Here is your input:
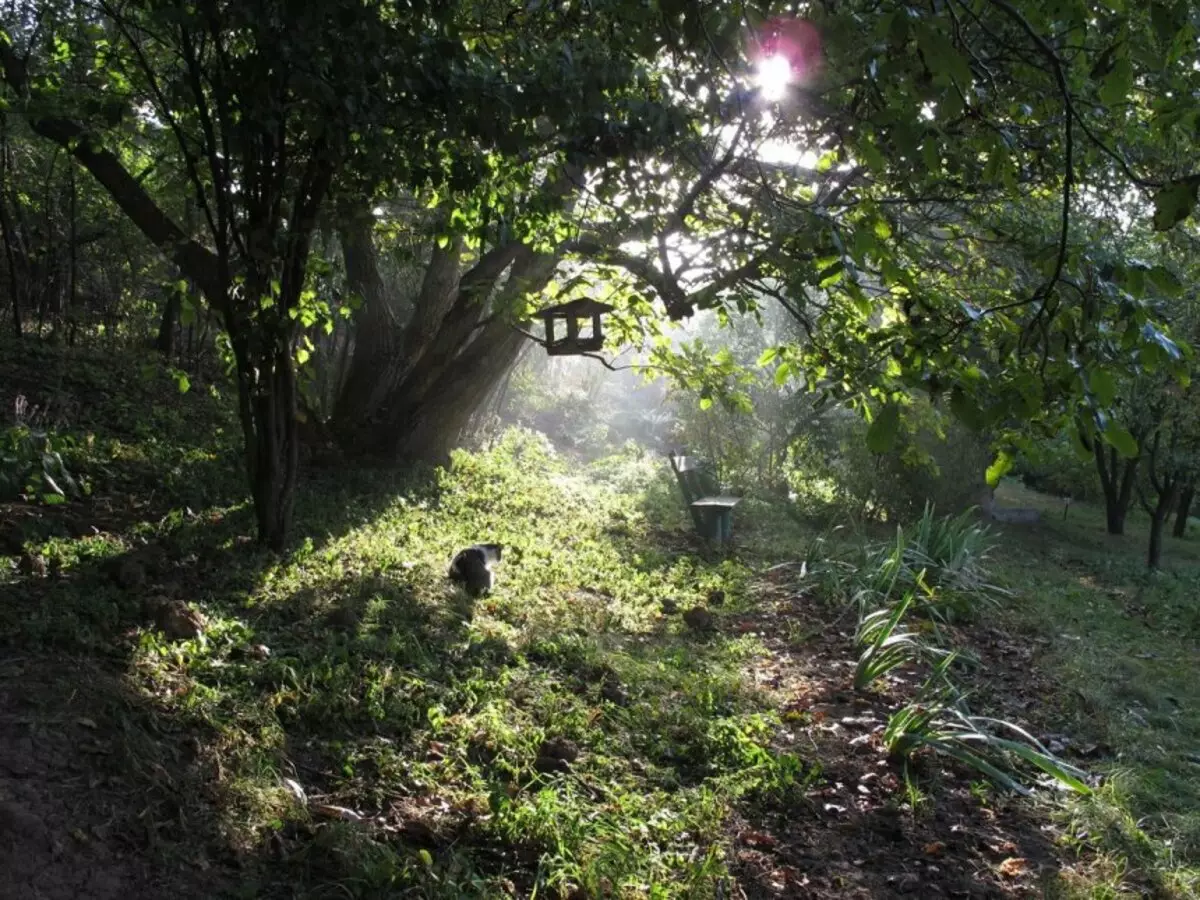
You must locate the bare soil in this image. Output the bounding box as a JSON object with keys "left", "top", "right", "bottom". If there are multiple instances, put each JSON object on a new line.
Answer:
{"left": 0, "top": 655, "right": 233, "bottom": 900}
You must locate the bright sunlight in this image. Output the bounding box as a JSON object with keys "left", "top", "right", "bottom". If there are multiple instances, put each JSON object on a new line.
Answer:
{"left": 754, "top": 54, "right": 793, "bottom": 101}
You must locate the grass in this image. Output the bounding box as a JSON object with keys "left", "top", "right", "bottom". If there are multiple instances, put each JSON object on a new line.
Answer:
{"left": 987, "top": 479, "right": 1200, "bottom": 898}
{"left": 3, "top": 337, "right": 1200, "bottom": 898}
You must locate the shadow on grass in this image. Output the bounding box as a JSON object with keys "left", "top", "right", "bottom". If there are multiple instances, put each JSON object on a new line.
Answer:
{"left": 0, "top": 451, "right": 461, "bottom": 897}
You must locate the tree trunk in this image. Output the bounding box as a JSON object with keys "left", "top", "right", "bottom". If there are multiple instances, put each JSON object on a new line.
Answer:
{"left": 1094, "top": 442, "right": 1138, "bottom": 535}
{"left": 1173, "top": 484, "right": 1194, "bottom": 538}
{"left": 0, "top": 184, "right": 21, "bottom": 339}
{"left": 332, "top": 227, "right": 559, "bottom": 462}
{"left": 230, "top": 326, "right": 299, "bottom": 552}
{"left": 156, "top": 285, "right": 182, "bottom": 356}
{"left": 1147, "top": 480, "right": 1180, "bottom": 569}
{"left": 390, "top": 327, "right": 529, "bottom": 462}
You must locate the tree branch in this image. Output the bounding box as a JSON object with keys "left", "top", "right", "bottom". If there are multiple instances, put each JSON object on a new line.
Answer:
{"left": 987, "top": 0, "right": 1073, "bottom": 335}
{"left": 0, "top": 40, "right": 224, "bottom": 304}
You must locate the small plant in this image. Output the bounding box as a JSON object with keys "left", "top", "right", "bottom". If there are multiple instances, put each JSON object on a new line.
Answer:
{"left": 883, "top": 689, "right": 1093, "bottom": 797}
{"left": 858, "top": 504, "right": 1009, "bottom": 623}
{"left": 0, "top": 425, "right": 86, "bottom": 504}
{"left": 852, "top": 581, "right": 955, "bottom": 691}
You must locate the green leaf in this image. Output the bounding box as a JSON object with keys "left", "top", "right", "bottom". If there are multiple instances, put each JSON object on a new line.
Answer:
{"left": 817, "top": 260, "right": 844, "bottom": 288}
{"left": 1147, "top": 265, "right": 1183, "bottom": 297}
{"left": 856, "top": 140, "right": 887, "bottom": 173}
{"left": 1150, "top": 1, "right": 1187, "bottom": 48}
{"left": 1151, "top": 178, "right": 1200, "bottom": 231}
{"left": 1102, "top": 422, "right": 1139, "bottom": 458}
{"left": 950, "top": 385, "right": 986, "bottom": 431}
{"left": 174, "top": 371, "right": 190, "bottom": 394}
{"left": 916, "top": 26, "right": 973, "bottom": 85}
{"left": 1098, "top": 57, "right": 1133, "bottom": 106}
{"left": 1089, "top": 368, "right": 1116, "bottom": 406}
{"left": 866, "top": 403, "right": 901, "bottom": 453}
{"left": 985, "top": 450, "right": 1014, "bottom": 488}
{"left": 296, "top": 347, "right": 311, "bottom": 365}
{"left": 756, "top": 347, "right": 779, "bottom": 366}
{"left": 699, "top": 396, "right": 713, "bottom": 411}
{"left": 1070, "top": 427, "right": 1092, "bottom": 462}
{"left": 774, "top": 361, "right": 793, "bottom": 386}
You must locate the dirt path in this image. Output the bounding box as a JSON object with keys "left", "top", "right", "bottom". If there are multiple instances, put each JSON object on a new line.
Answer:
{"left": 723, "top": 568, "right": 1080, "bottom": 899}
{"left": 0, "top": 656, "right": 230, "bottom": 900}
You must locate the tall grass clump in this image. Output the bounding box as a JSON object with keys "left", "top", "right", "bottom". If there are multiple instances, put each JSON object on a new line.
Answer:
{"left": 858, "top": 503, "right": 1010, "bottom": 623}
{"left": 840, "top": 506, "right": 1090, "bottom": 797}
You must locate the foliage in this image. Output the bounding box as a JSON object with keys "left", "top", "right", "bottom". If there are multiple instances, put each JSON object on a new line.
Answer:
{"left": 1015, "top": 432, "right": 1104, "bottom": 503}
{"left": 6, "top": 334, "right": 1200, "bottom": 896}
{"left": 841, "top": 511, "right": 1088, "bottom": 796}
{"left": 0, "top": 423, "right": 85, "bottom": 504}
{"left": 882, "top": 688, "right": 1094, "bottom": 799}
{"left": 788, "top": 396, "right": 996, "bottom": 523}
{"left": 853, "top": 584, "right": 954, "bottom": 691}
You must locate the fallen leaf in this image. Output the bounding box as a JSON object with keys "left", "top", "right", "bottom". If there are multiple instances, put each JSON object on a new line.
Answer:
{"left": 75, "top": 717, "right": 97, "bottom": 729}
{"left": 923, "top": 841, "right": 945, "bottom": 857}
{"left": 998, "top": 857, "right": 1029, "bottom": 878}
{"left": 738, "top": 830, "right": 778, "bottom": 849}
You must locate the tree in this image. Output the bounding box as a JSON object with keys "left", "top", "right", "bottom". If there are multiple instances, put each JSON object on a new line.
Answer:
{"left": 0, "top": 0, "right": 565, "bottom": 547}
{"left": 1137, "top": 384, "right": 1200, "bottom": 568}
{"left": 1173, "top": 485, "right": 1193, "bottom": 539}
{"left": 7, "top": 0, "right": 1200, "bottom": 549}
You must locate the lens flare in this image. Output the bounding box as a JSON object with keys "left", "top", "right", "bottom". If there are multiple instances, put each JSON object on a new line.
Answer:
{"left": 749, "top": 16, "right": 823, "bottom": 101}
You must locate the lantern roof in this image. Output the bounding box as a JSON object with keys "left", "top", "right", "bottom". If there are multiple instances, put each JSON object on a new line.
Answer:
{"left": 534, "top": 297, "right": 615, "bottom": 319}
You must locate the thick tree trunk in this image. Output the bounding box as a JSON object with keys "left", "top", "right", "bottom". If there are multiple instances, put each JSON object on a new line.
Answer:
{"left": 330, "top": 211, "right": 411, "bottom": 437}
{"left": 1094, "top": 442, "right": 1138, "bottom": 535}
{"left": 332, "top": 227, "right": 559, "bottom": 462}
{"left": 390, "top": 327, "right": 529, "bottom": 462}
{"left": 1173, "top": 485, "right": 1194, "bottom": 538}
{"left": 382, "top": 248, "right": 559, "bottom": 462}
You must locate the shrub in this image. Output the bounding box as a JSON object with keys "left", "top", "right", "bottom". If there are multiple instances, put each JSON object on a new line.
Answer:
{"left": 788, "top": 397, "right": 994, "bottom": 523}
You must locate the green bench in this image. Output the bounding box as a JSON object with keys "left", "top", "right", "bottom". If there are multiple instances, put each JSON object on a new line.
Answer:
{"left": 667, "top": 452, "right": 741, "bottom": 543}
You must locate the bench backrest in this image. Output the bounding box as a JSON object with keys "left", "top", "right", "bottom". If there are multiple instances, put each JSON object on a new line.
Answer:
{"left": 668, "top": 454, "right": 722, "bottom": 501}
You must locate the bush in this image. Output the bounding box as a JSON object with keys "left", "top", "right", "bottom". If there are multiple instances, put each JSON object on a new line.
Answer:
{"left": 0, "top": 425, "right": 87, "bottom": 505}
{"left": 788, "top": 398, "right": 994, "bottom": 523}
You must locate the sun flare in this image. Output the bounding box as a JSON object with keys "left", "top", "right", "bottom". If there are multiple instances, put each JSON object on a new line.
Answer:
{"left": 754, "top": 54, "right": 792, "bottom": 101}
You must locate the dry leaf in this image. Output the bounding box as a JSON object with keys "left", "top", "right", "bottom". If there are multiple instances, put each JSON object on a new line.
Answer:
{"left": 998, "top": 857, "right": 1029, "bottom": 878}
{"left": 738, "top": 830, "right": 778, "bottom": 849}
{"left": 923, "top": 841, "right": 945, "bottom": 857}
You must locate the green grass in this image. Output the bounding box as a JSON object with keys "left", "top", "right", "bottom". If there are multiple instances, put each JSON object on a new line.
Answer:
{"left": 143, "top": 433, "right": 814, "bottom": 897}
{"left": 988, "top": 479, "right": 1200, "bottom": 898}
{"left": 5, "top": 407, "right": 811, "bottom": 897}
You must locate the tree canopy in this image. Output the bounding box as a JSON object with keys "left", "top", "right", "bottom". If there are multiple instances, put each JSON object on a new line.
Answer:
{"left": 3, "top": 0, "right": 1199, "bottom": 546}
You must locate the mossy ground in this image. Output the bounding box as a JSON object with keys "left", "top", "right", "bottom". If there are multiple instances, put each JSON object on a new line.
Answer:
{"left": 2, "top": 339, "right": 1197, "bottom": 898}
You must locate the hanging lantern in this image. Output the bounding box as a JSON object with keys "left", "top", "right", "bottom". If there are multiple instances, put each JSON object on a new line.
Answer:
{"left": 534, "top": 298, "right": 614, "bottom": 356}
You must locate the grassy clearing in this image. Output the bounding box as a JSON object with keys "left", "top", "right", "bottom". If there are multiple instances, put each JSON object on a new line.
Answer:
{"left": 988, "top": 480, "right": 1200, "bottom": 898}
{"left": 5, "top": 369, "right": 815, "bottom": 899}
{"left": 127, "top": 435, "right": 816, "bottom": 898}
